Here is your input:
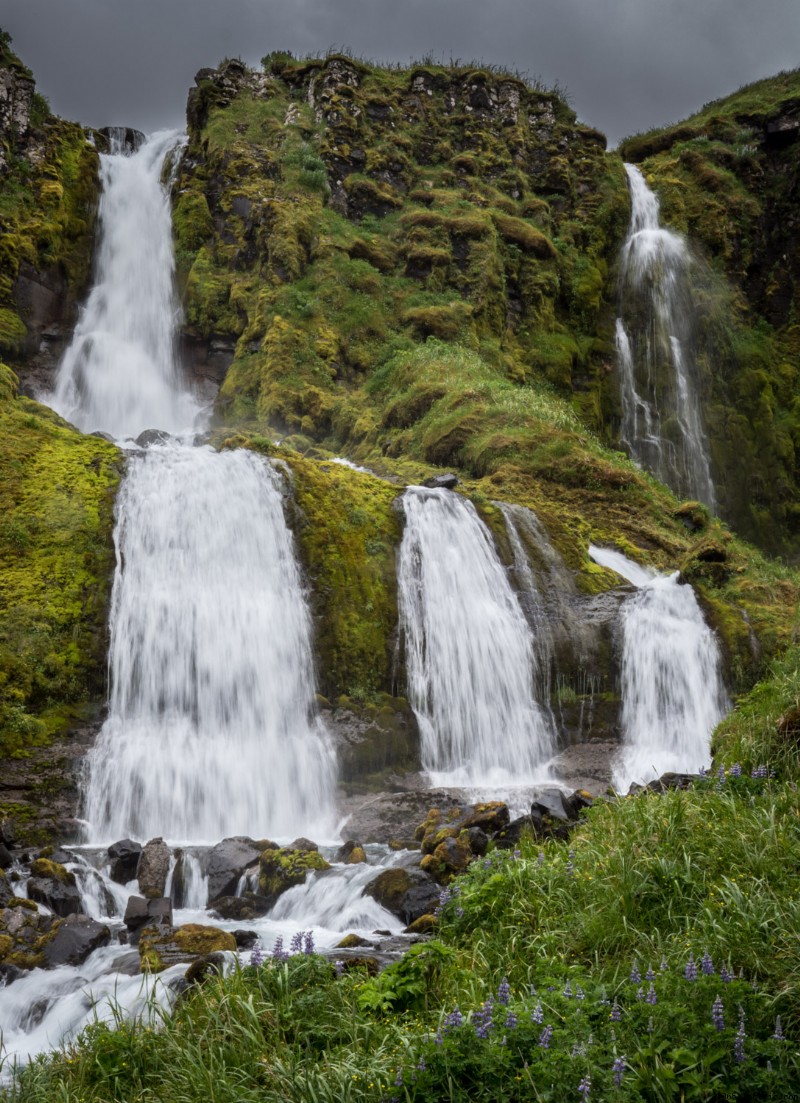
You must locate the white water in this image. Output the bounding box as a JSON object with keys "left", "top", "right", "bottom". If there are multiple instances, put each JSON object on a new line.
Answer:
{"left": 82, "top": 444, "right": 335, "bottom": 843}
{"left": 398, "top": 487, "right": 555, "bottom": 786}
{"left": 49, "top": 130, "right": 201, "bottom": 440}
{"left": 589, "top": 545, "right": 728, "bottom": 788}
{"left": 617, "top": 164, "right": 716, "bottom": 509}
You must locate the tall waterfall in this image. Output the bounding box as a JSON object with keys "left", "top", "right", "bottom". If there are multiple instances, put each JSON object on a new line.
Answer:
{"left": 589, "top": 545, "right": 727, "bottom": 788}
{"left": 82, "top": 445, "right": 335, "bottom": 842}
{"left": 49, "top": 130, "right": 200, "bottom": 440}
{"left": 44, "top": 132, "right": 335, "bottom": 841}
{"left": 616, "top": 164, "right": 716, "bottom": 509}
{"left": 397, "top": 487, "right": 555, "bottom": 786}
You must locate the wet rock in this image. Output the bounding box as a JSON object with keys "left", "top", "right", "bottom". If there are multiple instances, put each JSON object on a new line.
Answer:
{"left": 138, "top": 923, "right": 236, "bottom": 973}
{"left": 207, "top": 837, "right": 267, "bottom": 902}
{"left": 108, "top": 838, "right": 142, "bottom": 885}
{"left": 124, "top": 895, "right": 173, "bottom": 942}
{"left": 43, "top": 915, "right": 111, "bottom": 968}
{"left": 209, "top": 893, "right": 271, "bottom": 921}
{"left": 364, "top": 867, "right": 440, "bottom": 925}
{"left": 135, "top": 429, "right": 173, "bottom": 448}
{"left": 530, "top": 789, "right": 572, "bottom": 822}
{"left": 287, "top": 837, "right": 319, "bottom": 853}
{"left": 335, "top": 840, "right": 366, "bottom": 864}
{"left": 420, "top": 834, "right": 473, "bottom": 883}
{"left": 27, "top": 859, "right": 83, "bottom": 918}
{"left": 404, "top": 914, "right": 436, "bottom": 934}
{"left": 466, "top": 826, "right": 489, "bottom": 856}
{"left": 0, "top": 842, "right": 12, "bottom": 870}
{"left": 328, "top": 700, "right": 421, "bottom": 793}
{"left": 0, "top": 962, "right": 25, "bottom": 986}
{"left": 0, "top": 902, "right": 58, "bottom": 970}
{"left": 342, "top": 788, "right": 465, "bottom": 844}
{"left": 336, "top": 933, "right": 374, "bottom": 949}
{"left": 137, "top": 838, "right": 171, "bottom": 899}
{"left": 643, "top": 773, "right": 697, "bottom": 793}
{"left": 423, "top": 472, "right": 459, "bottom": 489}
{"left": 233, "top": 929, "right": 259, "bottom": 949}
{"left": 184, "top": 952, "right": 227, "bottom": 986}
{"left": 258, "top": 847, "right": 331, "bottom": 908}
{"left": 0, "top": 870, "right": 14, "bottom": 906}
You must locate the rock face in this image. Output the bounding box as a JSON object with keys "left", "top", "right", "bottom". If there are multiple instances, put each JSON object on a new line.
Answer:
{"left": 43, "top": 915, "right": 110, "bottom": 967}
{"left": 124, "top": 895, "right": 173, "bottom": 942}
{"left": 206, "top": 837, "right": 267, "bottom": 902}
{"left": 0, "top": 900, "right": 58, "bottom": 971}
{"left": 137, "top": 838, "right": 171, "bottom": 899}
{"left": 108, "top": 839, "right": 142, "bottom": 884}
{"left": 26, "top": 859, "right": 83, "bottom": 918}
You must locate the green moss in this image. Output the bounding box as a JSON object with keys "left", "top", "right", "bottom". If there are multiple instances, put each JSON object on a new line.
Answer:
{"left": 258, "top": 847, "right": 331, "bottom": 900}
{"left": 173, "top": 924, "right": 237, "bottom": 955}
{"left": 29, "top": 858, "right": 74, "bottom": 885}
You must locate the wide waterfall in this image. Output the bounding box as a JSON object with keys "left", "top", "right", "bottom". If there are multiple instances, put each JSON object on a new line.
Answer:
{"left": 616, "top": 164, "right": 716, "bottom": 509}
{"left": 49, "top": 130, "right": 201, "bottom": 440}
{"left": 589, "top": 545, "right": 728, "bottom": 788}
{"left": 82, "top": 445, "right": 335, "bottom": 842}
{"left": 397, "top": 487, "right": 555, "bottom": 786}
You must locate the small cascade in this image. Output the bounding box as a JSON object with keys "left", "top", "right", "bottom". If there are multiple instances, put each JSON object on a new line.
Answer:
{"left": 616, "top": 164, "right": 716, "bottom": 509}
{"left": 49, "top": 130, "right": 200, "bottom": 440}
{"left": 397, "top": 487, "right": 555, "bottom": 786}
{"left": 82, "top": 444, "right": 335, "bottom": 843}
{"left": 589, "top": 545, "right": 728, "bottom": 788}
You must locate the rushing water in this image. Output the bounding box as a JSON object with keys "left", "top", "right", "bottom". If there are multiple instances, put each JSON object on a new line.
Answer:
{"left": 589, "top": 545, "right": 728, "bottom": 788}
{"left": 49, "top": 130, "right": 201, "bottom": 439}
{"left": 397, "top": 487, "right": 555, "bottom": 786}
{"left": 616, "top": 164, "right": 716, "bottom": 509}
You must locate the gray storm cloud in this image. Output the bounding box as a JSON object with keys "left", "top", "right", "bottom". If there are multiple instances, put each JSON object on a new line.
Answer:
{"left": 3, "top": 0, "right": 799, "bottom": 143}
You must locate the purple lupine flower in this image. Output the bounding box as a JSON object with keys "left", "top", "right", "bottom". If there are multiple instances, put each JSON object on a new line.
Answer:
{"left": 659, "top": 956, "right": 669, "bottom": 973}
{"left": 752, "top": 764, "right": 768, "bottom": 779}
{"left": 433, "top": 1030, "right": 443, "bottom": 1046}
{"left": 575, "top": 985, "right": 585, "bottom": 1001}
{"left": 394, "top": 1070, "right": 403, "bottom": 1087}
{"left": 417, "top": 1057, "right": 427, "bottom": 1072}
{"left": 718, "top": 764, "right": 726, "bottom": 781}
{"left": 289, "top": 930, "right": 304, "bottom": 955}
{"left": 451, "top": 884, "right": 460, "bottom": 897}
{"left": 334, "top": 959, "right": 345, "bottom": 976}
{"left": 538, "top": 1024, "right": 553, "bottom": 1049}
{"left": 773, "top": 1016, "right": 785, "bottom": 1041}
{"left": 645, "top": 965, "right": 655, "bottom": 982}
{"left": 566, "top": 851, "right": 576, "bottom": 877}
{"left": 611, "top": 1056, "right": 627, "bottom": 1088}
{"left": 532, "top": 1001, "right": 544, "bottom": 1024}
{"left": 250, "top": 941, "right": 265, "bottom": 967}
{"left": 513, "top": 849, "right": 521, "bottom": 860}
{"left": 720, "top": 964, "right": 733, "bottom": 983}
{"left": 443, "top": 1007, "right": 463, "bottom": 1032}
{"left": 685, "top": 956, "right": 698, "bottom": 981}
{"left": 646, "top": 984, "right": 657, "bottom": 1005}
{"left": 455, "top": 906, "right": 464, "bottom": 918}
{"left": 505, "top": 1011, "right": 518, "bottom": 1030}
{"left": 497, "top": 977, "right": 511, "bottom": 1005}
{"left": 538, "top": 850, "right": 545, "bottom": 865}
{"left": 730, "top": 762, "right": 742, "bottom": 777}
{"left": 711, "top": 995, "right": 725, "bottom": 1031}
{"left": 630, "top": 962, "right": 641, "bottom": 984}
{"left": 272, "top": 935, "right": 289, "bottom": 961}
{"left": 578, "top": 1074, "right": 591, "bottom": 1097}
{"left": 610, "top": 1000, "right": 621, "bottom": 1022}
{"left": 483, "top": 858, "right": 492, "bottom": 869}
{"left": 734, "top": 1022, "right": 746, "bottom": 1064}
{"left": 434, "top": 887, "right": 451, "bottom": 918}
{"left": 635, "top": 986, "right": 645, "bottom": 1001}
{"left": 473, "top": 999, "right": 495, "bottom": 1039}
{"left": 571, "top": 1040, "right": 583, "bottom": 1057}
{"left": 701, "top": 951, "right": 714, "bottom": 975}
{"left": 303, "top": 930, "right": 315, "bottom": 955}
{"left": 563, "top": 980, "right": 573, "bottom": 998}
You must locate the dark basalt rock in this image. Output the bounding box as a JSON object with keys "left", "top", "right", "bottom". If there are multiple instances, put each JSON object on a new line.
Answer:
{"left": 108, "top": 838, "right": 142, "bottom": 885}
{"left": 124, "top": 895, "right": 173, "bottom": 943}
{"left": 233, "top": 929, "right": 259, "bottom": 949}
{"left": 207, "top": 837, "right": 268, "bottom": 902}
{"left": 27, "top": 860, "right": 83, "bottom": 918}
{"left": 43, "top": 915, "right": 111, "bottom": 968}
{"left": 422, "top": 472, "right": 459, "bottom": 489}
{"left": 137, "top": 838, "right": 171, "bottom": 899}
{"left": 135, "top": 429, "right": 174, "bottom": 448}
{"left": 209, "top": 893, "right": 271, "bottom": 921}
{"left": 364, "top": 867, "right": 440, "bottom": 925}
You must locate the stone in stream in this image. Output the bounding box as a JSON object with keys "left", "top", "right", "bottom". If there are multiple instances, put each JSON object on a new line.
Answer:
{"left": 27, "top": 859, "right": 84, "bottom": 918}
{"left": 137, "top": 837, "right": 171, "bottom": 899}
{"left": 209, "top": 893, "right": 271, "bottom": 921}
{"left": 335, "top": 840, "right": 367, "bottom": 864}
{"left": 206, "top": 837, "right": 270, "bottom": 902}
{"left": 364, "top": 867, "right": 440, "bottom": 925}
{"left": 107, "top": 838, "right": 142, "bottom": 884}
{"left": 43, "top": 915, "right": 111, "bottom": 968}
{"left": 124, "top": 895, "right": 173, "bottom": 943}
{"left": 138, "top": 923, "right": 236, "bottom": 973}
{"left": 257, "top": 847, "right": 331, "bottom": 908}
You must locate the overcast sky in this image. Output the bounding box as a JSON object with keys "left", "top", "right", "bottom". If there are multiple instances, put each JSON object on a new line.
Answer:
{"left": 3, "top": 0, "right": 799, "bottom": 146}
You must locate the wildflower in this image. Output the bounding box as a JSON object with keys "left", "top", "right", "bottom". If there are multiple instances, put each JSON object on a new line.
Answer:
{"left": 443, "top": 1007, "right": 463, "bottom": 1032}
{"left": 505, "top": 1011, "right": 518, "bottom": 1030}
{"left": 272, "top": 935, "right": 289, "bottom": 961}
{"left": 497, "top": 977, "right": 511, "bottom": 1005}
{"left": 578, "top": 1074, "right": 591, "bottom": 1098}
{"left": 575, "top": 985, "right": 585, "bottom": 1001}
{"left": 720, "top": 963, "right": 733, "bottom": 983}
{"left": 645, "top": 965, "right": 655, "bottom": 982}
{"left": 610, "top": 1000, "right": 621, "bottom": 1022}
{"left": 289, "top": 930, "right": 304, "bottom": 955}
{"left": 538, "top": 1024, "right": 553, "bottom": 1049}
{"left": 572, "top": 1040, "right": 585, "bottom": 1057}
{"left": 685, "top": 956, "right": 697, "bottom": 981}
{"left": 734, "top": 1021, "right": 746, "bottom": 1064}
{"left": 474, "top": 999, "right": 495, "bottom": 1039}
{"left": 250, "top": 941, "right": 264, "bottom": 967}
{"left": 434, "top": 887, "right": 451, "bottom": 918}
{"left": 730, "top": 762, "right": 742, "bottom": 777}
{"left": 334, "top": 959, "right": 345, "bottom": 976}
{"left": 538, "top": 850, "right": 545, "bottom": 865}
{"left": 751, "top": 764, "right": 768, "bottom": 779}
{"left": 646, "top": 984, "right": 657, "bottom": 1005}
{"left": 303, "top": 930, "right": 315, "bottom": 955}
{"left": 566, "top": 851, "right": 576, "bottom": 877}
{"left": 417, "top": 1058, "right": 427, "bottom": 1072}
{"left": 563, "top": 980, "right": 573, "bottom": 998}
{"left": 647, "top": 1016, "right": 654, "bottom": 1033}
{"left": 513, "top": 849, "right": 521, "bottom": 860}
{"left": 701, "top": 950, "right": 714, "bottom": 975}
{"left": 455, "top": 906, "right": 464, "bottom": 918}
{"left": 711, "top": 995, "right": 725, "bottom": 1031}
{"left": 636, "top": 986, "right": 645, "bottom": 1001}
{"left": 717, "top": 764, "right": 726, "bottom": 781}
{"left": 630, "top": 961, "right": 641, "bottom": 984}
{"left": 612, "top": 1056, "right": 627, "bottom": 1088}
{"left": 659, "top": 956, "right": 669, "bottom": 973}
{"left": 773, "top": 1016, "right": 785, "bottom": 1041}
{"left": 394, "top": 1070, "right": 403, "bottom": 1087}
{"left": 532, "top": 1001, "right": 544, "bottom": 1024}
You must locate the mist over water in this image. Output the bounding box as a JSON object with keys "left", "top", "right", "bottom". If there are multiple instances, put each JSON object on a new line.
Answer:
{"left": 398, "top": 487, "right": 555, "bottom": 787}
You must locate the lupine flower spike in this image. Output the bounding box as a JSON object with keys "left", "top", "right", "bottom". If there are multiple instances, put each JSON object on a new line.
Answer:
{"left": 711, "top": 995, "right": 725, "bottom": 1031}
{"left": 646, "top": 984, "right": 657, "bottom": 1005}
{"left": 532, "top": 1001, "right": 544, "bottom": 1024}
{"left": 538, "top": 1024, "right": 553, "bottom": 1049}
{"left": 578, "top": 1074, "right": 591, "bottom": 1098}
{"left": 497, "top": 977, "right": 511, "bottom": 1005}
{"left": 630, "top": 961, "right": 641, "bottom": 984}
{"left": 612, "top": 1056, "right": 627, "bottom": 1088}
{"left": 685, "top": 956, "right": 698, "bottom": 981}
{"left": 701, "top": 951, "right": 714, "bottom": 975}
{"left": 773, "top": 1016, "right": 785, "bottom": 1041}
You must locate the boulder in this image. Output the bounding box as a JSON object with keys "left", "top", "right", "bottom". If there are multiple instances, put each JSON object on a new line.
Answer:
{"left": 135, "top": 429, "right": 174, "bottom": 448}
{"left": 124, "top": 895, "right": 173, "bottom": 942}
{"left": 423, "top": 472, "right": 459, "bottom": 489}
{"left": 287, "top": 837, "right": 319, "bottom": 853}
{"left": 137, "top": 838, "right": 171, "bottom": 899}
{"left": 258, "top": 847, "right": 331, "bottom": 908}
{"left": 0, "top": 842, "right": 12, "bottom": 870}
{"left": 364, "top": 867, "right": 440, "bottom": 925}
{"left": 43, "top": 915, "right": 111, "bottom": 968}
{"left": 206, "top": 837, "right": 267, "bottom": 902}
{"left": 0, "top": 902, "right": 59, "bottom": 970}
{"left": 233, "top": 929, "right": 259, "bottom": 949}
{"left": 138, "top": 923, "right": 236, "bottom": 973}
{"left": 335, "top": 840, "right": 367, "bottom": 864}
{"left": 209, "top": 893, "right": 271, "bottom": 921}
{"left": 420, "top": 834, "right": 473, "bottom": 883}
{"left": 0, "top": 870, "right": 14, "bottom": 907}
{"left": 336, "top": 933, "right": 374, "bottom": 949}
{"left": 27, "top": 859, "right": 83, "bottom": 918}
{"left": 107, "top": 839, "right": 142, "bottom": 885}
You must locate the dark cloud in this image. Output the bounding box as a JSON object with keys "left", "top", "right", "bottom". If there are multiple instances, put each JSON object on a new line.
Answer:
{"left": 3, "top": 0, "right": 799, "bottom": 144}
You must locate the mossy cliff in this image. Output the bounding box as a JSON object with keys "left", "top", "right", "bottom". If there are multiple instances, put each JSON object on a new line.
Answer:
{"left": 619, "top": 70, "right": 800, "bottom": 555}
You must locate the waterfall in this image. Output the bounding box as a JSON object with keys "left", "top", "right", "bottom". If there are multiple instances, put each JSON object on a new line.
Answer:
{"left": 49, "top": 130, "right": 200, "bottom": 440}
{"left": 589, "top": 545, "right": 728, "bottom": 788}
{"left": 616, "top": 164, "right": 716, "bottom": 509}
{"left": 82, "top": 444, "right": 335, "bottom": 843}
{"left": 397, "top": 487, "right": 555, "bottom": 786}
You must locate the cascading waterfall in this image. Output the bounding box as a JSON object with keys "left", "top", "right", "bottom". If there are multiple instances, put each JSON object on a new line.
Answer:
{"left": 82, "top": 444, "right": 335, "bottom": 842}
{"left": 616, "top": 164, "right": 716, "bottom": 509}
{"left": 397, "top": 487, "right": 555, "bottom": 786}
{"left": 49, "top": 130, "right": 200, "bottom": 440}
{"left": 589, "top": 545, "right": 728, "bottom": 788}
